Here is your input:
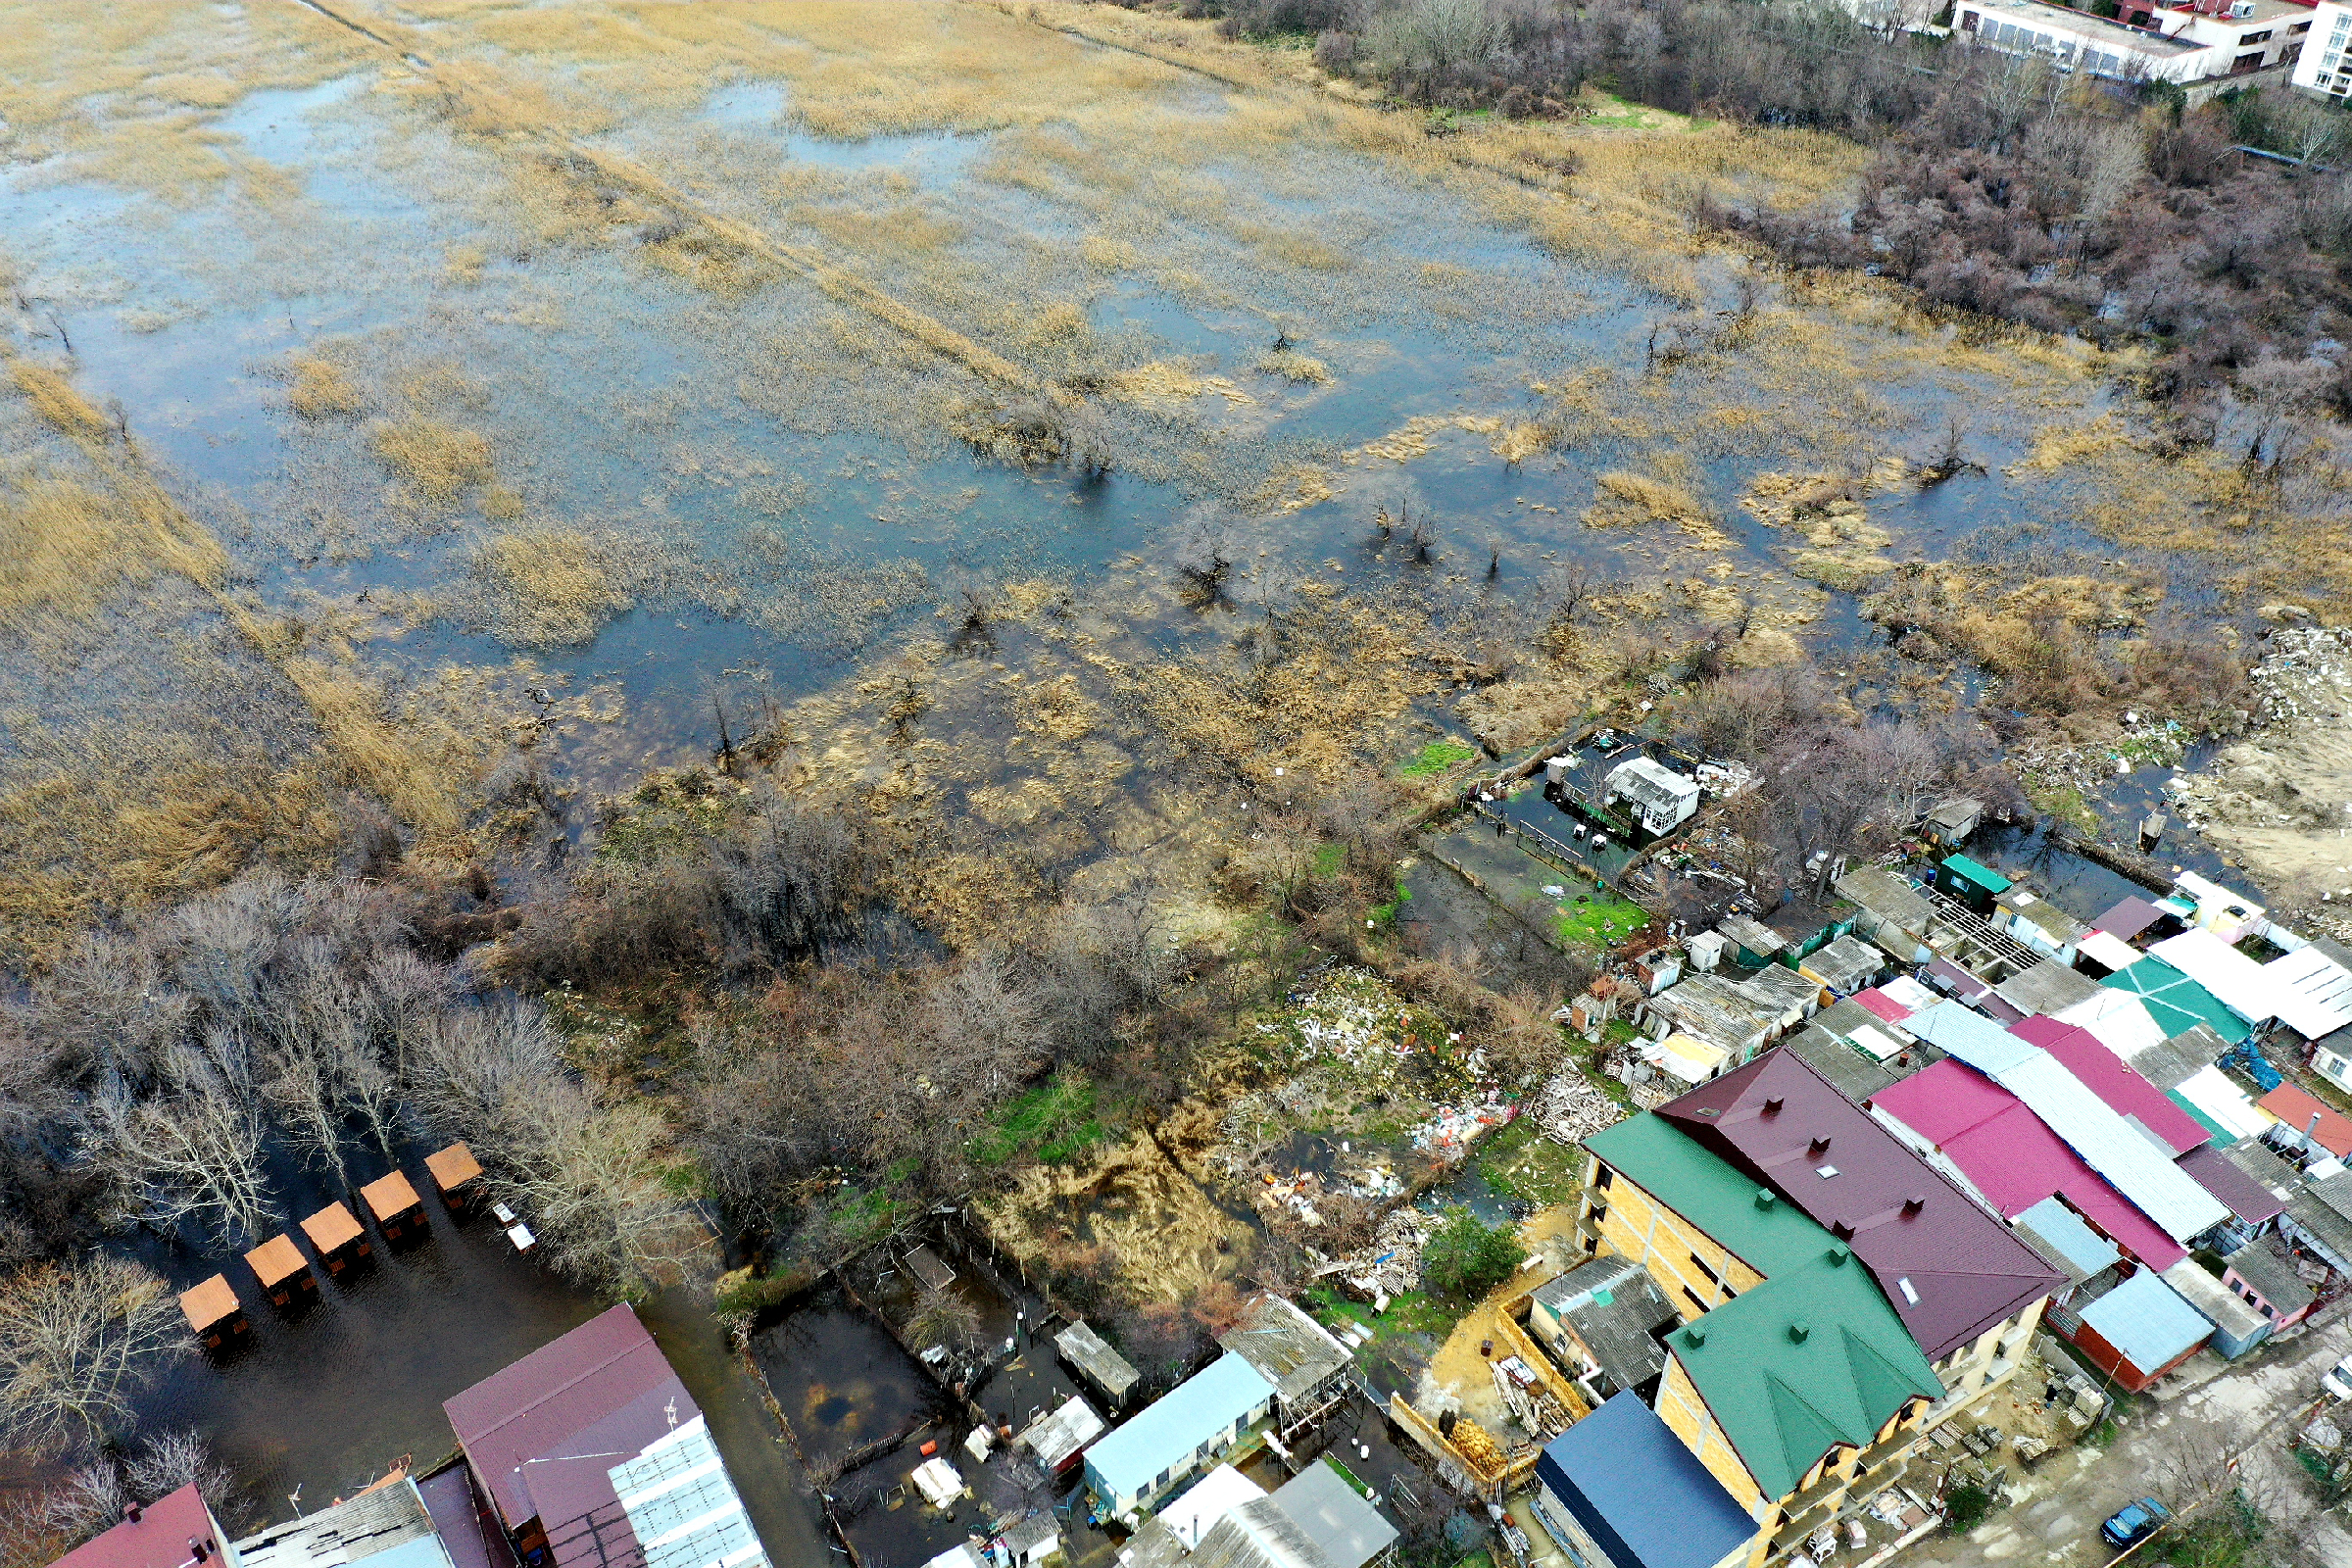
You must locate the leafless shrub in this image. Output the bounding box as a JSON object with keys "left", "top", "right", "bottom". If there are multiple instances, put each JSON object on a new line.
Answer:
{"left": 0, "top": 1257, "right": 189, "bottom": 1456}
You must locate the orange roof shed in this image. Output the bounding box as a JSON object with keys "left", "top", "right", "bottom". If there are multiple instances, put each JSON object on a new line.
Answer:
{"left": 300, "top": 1201, "right": 365, "bottom": 1255}
{"left": 178, "top": 1274, "right": 239, "bottom": 1334}
{"left": 245, "top": 1233, "right": 309, "bottom": 1289}
{"left": 424, "top": 1142, "right": 484, "bottom": 1195}
{"left": 361, "top": 1170, "right": 422, "bottom": 1224}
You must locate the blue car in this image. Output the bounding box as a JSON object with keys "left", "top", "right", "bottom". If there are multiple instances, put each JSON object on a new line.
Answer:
{"left": 2100, "top": 1497, "right": 2171, "bottom": 1550}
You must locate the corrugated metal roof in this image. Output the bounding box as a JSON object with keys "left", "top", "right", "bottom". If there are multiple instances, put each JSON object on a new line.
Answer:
{"left": 1910, "top": 1007, "right": 2227, "bottom": 1242}
{"left": 2148, "top": 931, "right": 2274, "bottom": 1026}
{"left": 2077, "top": 1270, "right": 2210, "bottom": 1373}
{"left": 1905, "top": 1002, "right": 2036, "bottom": 1071}
{"left": 2176, "top": 1144, "right": 2282, "bottom": 1226}
{"left": 608, "top": 1416, "right": 766, "bottom": 1568}
{"left": 2157, "top": 1259, "right": 2266, "bottom": 1347}
{"left": 443, "top": 1303, "right": 693, "bottom": 1563}
{"left": 1536, "top": 1395, "right": 1757, "bottom": 1568}
{"left": 1836, "top": 867, "right": 1935, "bottom": 932}
{"left": 1271, "top": 1461, "right": 1396, "bottom": 1568}
{"left": 1018, "top": 1395, "right": 1106, "bottom": 1471}
{"left": 230, "top": 1478, "right": 451, "bottom": 1568}
{"left": 50, "top": 1487, "right": 220, "bottom": 1568}
{"left": 2094, "top": 899, "right": 2167, "bottom": 941}
{"left": 2174, "top": 1066, "right": 2274, "bottom": 1143}
{"left": 1873, "top": 1062, "right": 2188, "bottom": 1270}
{"left": 1152, "top": 1464, "right": 1263, "bottom": 1551}
{"left": 2101, "top": 958, "right": 2249, "bottom": 1046}
{"left": 2012, "top": 1198, "right": 2120, "bottom": 1282}
{"left": 1659, "top": 1053, "right": 2064, "bottom": 1361}
{"left": 2015, "top": 1019, "right": 2209, "bottom": 1156}
{"left": 2264, "top": 945, "right": 2352, "bottom": 1040}
{"left": 1189, "top": 1496, "right": 1326, "bottom": 1568}
{"left": 1779, "top": 1025, "right": 1899, "bottom": 1104}
{"left": 1582, "top": 1114, "right": 1829, "bottom": 1279}
{"left": 1941, "top": 855, "right": 2010, "bottom": 893}
{"left": 2053, "top": 989, "right": 2166, "bottom": 1063}
{"left": 1085, "top": 1352, "right": 1271, "bottom": 1502}
{"left": 1530, "top": 1254, "right": 1676, "bottom": 1396}
{"left": 1217, "top": 1295, "right": 1349, "bottom": 1405}
{"left": 2077, "top": 931, "right": 2145, "bottom": 975}
{"left": 1715, "top": 915, "right": 1785, "bottom": 956}
{"left": 1799, "top": 936, "right": 1884, "bottom": 994}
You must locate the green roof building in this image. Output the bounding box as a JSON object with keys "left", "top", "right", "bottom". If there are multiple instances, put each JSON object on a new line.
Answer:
{"left": 1582, "top": 1115, "right": 1828, "bottom": 1281}
{"left": 2102, "top": 956, "right": 2249, "bottom": 1046}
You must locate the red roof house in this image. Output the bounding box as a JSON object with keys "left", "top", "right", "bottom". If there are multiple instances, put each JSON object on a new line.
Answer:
{"left": 1656, "top": 1050, "right": 2064, "bottom": 1361}
{"left": 45, "top": 1485, "right": 223, "bottom": 1568}
{"left": 2257, "top": 1084, "right": 2352, "bottom": 1158}
{"left": 1874, "top": 1060, "right": 2189, "bottom": 1270}
{"left": 443, "top": 1304, "right": 695, "bottom": 1568}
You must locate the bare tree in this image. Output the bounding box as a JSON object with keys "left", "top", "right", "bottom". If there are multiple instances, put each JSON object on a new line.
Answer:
{"left": 124, "top": 1432, "right": 240, "bottom": 1524}
{"left": 0, "top": 1258, "right": 189, "bottom": 1456}
{"left": 503, "top": 1096, "right": 712, "bottom": 1300}
{"left": 263, "top": 1044, "right": 351, "bottom": 1189}
{"left": 90, "top": 1078, "right": 275, "bottom": 1246}
{"left": 905, "top": 1286, "right": 982, "bottom": 1353}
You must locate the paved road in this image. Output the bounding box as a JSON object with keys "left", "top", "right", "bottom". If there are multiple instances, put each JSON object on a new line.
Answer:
{"left": 1906, "top": 1308, "right": 2352, "bottom": 1566}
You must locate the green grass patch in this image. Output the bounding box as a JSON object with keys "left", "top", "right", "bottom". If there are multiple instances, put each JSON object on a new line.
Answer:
{"left": 970, "top": 1069, "right": 1112, "bottom": 1166}
{"left": 1476, "top": 1115, "right": 1588, "bottom": 1207}
{"left": 1552, "top": 889, "right": 1648, "bottom": 947}
{"left": 2027, "top": 780, "right": 2102, "bottom": 835}
{"left": 595, "top": 780, "right": 738, "bottom": 864}
{"left": 1312, "top": 842, "right": 1346, "bottom": 877}
{"left": 1403, "top": 739, "right": 1481, "bottom": 777}
{"left": 1321, "top": 1452, "right": 1375, "bottom": 1499}
{"left": 1307, "top": 1284, "right": 1460, "bottom": 1344}
{"left": 1370, "top": 879, "right": 1411, "bottom": 926}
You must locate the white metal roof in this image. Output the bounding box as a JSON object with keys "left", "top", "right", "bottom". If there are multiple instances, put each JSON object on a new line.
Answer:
{"left": 2148, "top": 930, "right": 2275, "bottom": 1025}
{"left": 1157, "top": 1464, "right": 1268, "bottom": 1550}
{"left": 2263, "top": 946, "right": 2352, "bottom": 1040}
{"left": 2053, "top": 988, "right": 2167, "bottom": 1061}
{"left": 2076, "top": 931, "right": 2145, "bottom": 975}
{"left": 1916, "top": 1004, "right": 2229, "bottom": 1242}
{"left": 2174, "top": 1065, "right": 2277, "bottom": 1142}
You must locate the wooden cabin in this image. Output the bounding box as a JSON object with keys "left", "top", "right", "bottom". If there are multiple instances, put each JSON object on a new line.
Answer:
{"left": 299, "top": 1201, "right": 370, "bottom": 1277}
{"left": 245, "top": 1233, "right": 316, "bottom": 1309}
{"left": 424, "top": 1142, "right": 485, "bottom": 1213}
{"left": 178, "top": 1273, "right": 246, "bottom": 1350}
{"left": 360, "top": 1169, "right": 426, "bottom": 1246}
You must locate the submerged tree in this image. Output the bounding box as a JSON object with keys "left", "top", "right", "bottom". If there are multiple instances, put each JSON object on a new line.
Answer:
{"left": 0, "top": 1258, "right": 189, "bottom": 1456}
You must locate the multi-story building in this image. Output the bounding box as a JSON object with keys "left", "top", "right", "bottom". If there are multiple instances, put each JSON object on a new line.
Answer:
{"left": 1959, "top": 0, "right": 2311, "bottom": 83}
{"left": 1574, "top": 1052, "right": 2061, "bottom": 1563}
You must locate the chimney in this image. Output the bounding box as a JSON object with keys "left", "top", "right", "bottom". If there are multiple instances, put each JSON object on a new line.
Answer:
{"left": 1827, "top": 1242, "right": 1851, "bottom": 1266}
{"left": 1788, "top": 1320, "right": 1812, "bottom": 1344}
{"left": 1763, "top": 1095, "right": 1785, "bottom": 1116}
{"left": 1754, "top": 1189, "right": 1777, "bottom": 1210}
{"left": 1685, "top": 1325, "right": 1707, "bottom": 1348}
{"left": 124, "top": 1504, "right": 143, "bottom": 1525}
{"left": 1808, "top": 1135, "right": 1833, "bottom": 1157}
{"left": 1902, "top": 1196, "right": 1927, "bottom": 1218}
{"left": 1831, "top": 1219, "right": 1855, "bottom": 1241}
{"left": 189, "top": 1541, "right": 208, "bottom": 1564}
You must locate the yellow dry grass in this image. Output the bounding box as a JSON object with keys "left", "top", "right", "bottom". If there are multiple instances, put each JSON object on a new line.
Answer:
{"left": 469, "top": 531, "right": 636, "bottom": 649}
{"left": 370, "top": 416, "right": 494, "bottom": 503}
{"left": 287, "top": 355, "right": 366, "bottom": 420}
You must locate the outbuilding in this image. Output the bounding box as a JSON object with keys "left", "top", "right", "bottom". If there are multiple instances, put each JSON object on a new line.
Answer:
{"left": 1531, "top": 1395, "right": 1758, "bottom": 1568}
{"left": 1055, "top": 1319, "right": 1142, "bottom": 1409}
{"left": 2070, "top": 1270, "right": 2212, "bottom": 1393}
{"left": 423, "top": 1142, "right": 485, "bottom": 1212}
{"left": 300, "top": 1201, "right": 370, "bottom": 1277}
{"left": 178, "top": 1274, "right": 245, "bottom": 1351}
{"left": 244, "top": 1232, "right": 315, "bottom": 1310}
{"left": 361, "top": 1170, "right": 426, "bottom": 1246}
{"left": 1083, "top": 1351, "right": 1274, "bottom": 1521}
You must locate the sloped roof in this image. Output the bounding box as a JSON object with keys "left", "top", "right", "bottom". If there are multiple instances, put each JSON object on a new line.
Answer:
{"left": 1271, "top": 1461, "right": 1396, "bottom": 1568}
{"left": 2014, "top": 1018, "right": 2209, "bottom": 1156}
{"left": 1056, "top": 1320, "right": 1141, "bottom": 1402}
{"left": 443, "top": 1303, "right": 693, "bottom": 1562}
{"left": 1536, "top": 1395, "right": 1757, "bottom": 1568}
{"left": 1218, "top": 1295, "right": 1350, "bottom": 1405}
{"left": 230, "top": 1477, "right": 451, "bottom": 1568}
{"left": 1716, "top": 915, "right": 1785, "bottom": 956}
{"left": 1531, "top": 1255, "right": 1676, "bottom": 1396}
{"left": 2077, "top": 931, "right": 2145, "bottom": 976}
{"left": 1190, "top": 1496, "right": 1329, "bottom": 1568}
{"left": 1836, "top": 867, "right": 1935, "bottom": 931}
{"left": 1941, "top": 855, "right": 2010, "bottom": 894}
{"left": 2176, "top": 1144, "right": 2283, "bottom": 1226}
{"left": 2130, "top": 1027, "right": 2223, "bottom": 1094}
{"left": 2012, "top": 1197, "right": 2121, "bottom": 1284}
{"left": 2158, "top": 1259, "right": 2266, "bottom": 1347}
{"left": 1800, "top": 935, "right": 1884, "bottom": 994}
{"left": 1853, "top": 988, "right": 1914, "bottom": 1025}
{"left": 1666, "top": 1244, "right": 1941, "bottom": 1500}
{"left": 1658, "top": 1053, "right": 2063, "bottom": 1361}
{"left": 1086, "top": 1352, "right": 1272, "bottom": 1502}
{"left": 2052, "top": 988, "right": 2168, "bottom": 1063}
{"left": 2174, "top": 1064, "right": 2275, "bottom": 1143}
{"left": 2148, "top": 931, "right": 2275, "bottom": 1026}
{"left": 2256, "top": 1084, "right": 2352, "bottom": 1157}
{"left": 2103, "top": 957, "right": 2249, "bottom": 1046}
{"left": 1582, "top": 1115, "right": 1830, "bottom": 1280}
{"left": 2219, "top": 1136, "right": 2304, "bottom": 1202}
{"left": 2094, "top": 898, "right": 2167, "bottom": 941}
{"left": 2224, "top": 1241, "right": 2315, "bottom": 1318}
{"left": 1911, "top": 1006, "right": 2227, "bottom": 1242}
{"left": 1872, "top": 1061, "right": 2187, "bottom": 1270}
{"left": 1155, "top": 1465, "right": 1266, "bottom": 1552}
{"left": 2079, "top": 1270, "right": 2211, "bottom": 1373}
{"left": 1740, "top": 962, "right": 1824, "bottom": 1017}
{"left": 1779, "top": 1025, "right": 1898, "bottom": 1105}
{"left": 1995, "top": 959, "right": 2100, "bottom": 1017}
{"left": 1648, "top": 973, "right": 1780, "bottom": 1054}
{"left": 1018, "top": 1395, "right": 1106, "bottom": 1471}
{"left": 2261, "top": 945, "right": 2352, "bottom": 1040}
{"left": 49, "top": 1486, "right": 220, "bottom": 1568}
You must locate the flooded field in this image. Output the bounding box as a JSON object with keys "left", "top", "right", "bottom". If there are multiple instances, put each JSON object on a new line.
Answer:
{"left": 0, "top": 0, "right": 2278, "bottom": 966}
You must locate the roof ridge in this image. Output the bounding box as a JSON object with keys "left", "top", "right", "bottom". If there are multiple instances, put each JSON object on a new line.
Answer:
{"left": 1761, "top": 1370, "right": 1851, "bottom": 1482}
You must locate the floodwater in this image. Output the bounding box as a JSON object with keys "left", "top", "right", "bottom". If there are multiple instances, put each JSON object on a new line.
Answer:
{"left": 94, "top": 1135, "right": 829, "bottom": 1568}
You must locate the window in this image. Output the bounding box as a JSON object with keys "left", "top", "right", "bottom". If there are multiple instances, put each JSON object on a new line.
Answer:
{"left": 2236, "top": 50, "right": 2266, "bottom": 70}
{"left": 1961, "top": 9, "right": 1980, "bottom": 28}
{"left": 1689, "top": 1251, "right": 1720, "bottom": 1286}
{"left": 1594, "top": 1165, "right": 1613, "bottom": 1191}
{"left": 1683, "top": 1286, "right": 1708, "bottom": 1313}
{"left": 2241, "top": 28, "right": 2273, "bottom": 42}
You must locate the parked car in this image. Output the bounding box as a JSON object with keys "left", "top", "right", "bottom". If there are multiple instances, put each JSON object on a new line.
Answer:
{"left": 2324, "top": 1352, "right": 2352, "bottom": 1402}
{"left": 2100, "top": 1497, "right": 2171, "bottom": 1550}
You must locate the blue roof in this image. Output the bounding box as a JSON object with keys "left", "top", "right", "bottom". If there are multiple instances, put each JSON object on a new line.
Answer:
{"left": 1535, "top": 1395, "right": 1756, "bottom": 1568}
{"left": 1084, "top": 1352, "right": 1272, "bottom": 1500}
{"left": 2015, "top": 1197, "right": 2122, "bottom": 1279}
{"left": 2079, "top": 1270, "right": 2211, "bottom": 1373}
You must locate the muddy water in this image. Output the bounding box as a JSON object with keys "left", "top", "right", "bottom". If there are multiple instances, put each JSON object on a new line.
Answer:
{"left": 99, "top": 1137, "right": 828, "bottom": 1568}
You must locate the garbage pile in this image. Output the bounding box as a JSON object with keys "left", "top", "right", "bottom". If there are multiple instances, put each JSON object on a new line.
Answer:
{"left": 1408, "top": 1094, "right": 1516, "bottom": 1158}
{"left": 1340, "top": 1204, "right": 1439, "bottom": 1298}
{"left": 1527, "top": 1068, "right": 1622, "bottom": 1146}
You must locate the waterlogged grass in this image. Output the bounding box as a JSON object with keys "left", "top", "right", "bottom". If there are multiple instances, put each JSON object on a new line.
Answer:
{"left": 1475, "top": 1115, "right": 1587, "bottom": 1207}
{"left": 1307, "top": 1283, "right": 1459, "bottom": 1345}
{"left": 1402, "top": 739, "right": 1480, "bottom": 777}
{"left": 1370, "top": 879, "right": 1411, "bottom": 926}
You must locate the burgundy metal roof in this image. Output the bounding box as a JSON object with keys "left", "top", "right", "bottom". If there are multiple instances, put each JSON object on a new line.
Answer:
{"left": 46, "top": 1485, "right": 218, "bottom": 1568}
{"left": 1658, "top": 1052, "right": 2065, "bottom": 1361}
{"left": 2177, "top": 1144, "right": 2284, "bottom": 1225}
{"left": 442, "top": 1304, "right": 693, "bottom": 1568}
{"left": 2012, "top": 1017, "right": 2210, "bottom": 1157}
